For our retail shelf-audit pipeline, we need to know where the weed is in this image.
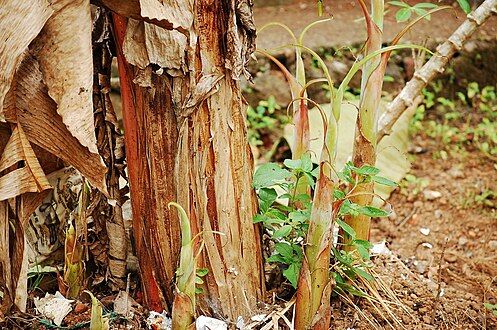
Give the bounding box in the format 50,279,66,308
247,96,287,147
253,154,393,292
484,303,497,317
412,82,497,161
399,173,429,197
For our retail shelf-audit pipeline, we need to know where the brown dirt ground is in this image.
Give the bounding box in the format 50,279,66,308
254,0,497,51
253,2,497,329
331,138,497,329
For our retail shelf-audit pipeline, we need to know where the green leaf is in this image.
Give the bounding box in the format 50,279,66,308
355,244,371,261
352,267,374,282
275,242,294,260
353,165,380,176
310,166,320,178
267,254,287,263
413,3,438,9
388,1,410,7
258,188,278,213
266,208,287,221
457,0,471,13
357,206,390,218
303,172,315,188
195,277,204,284
253,163,292,189
295,193,312,202
253,213,270,224
396,7,412,22
272,225,292,238
336,219,356,239
334,189,345,199
413,7,428,17
373,176,398,187
338,199,359,217
353,239,373,249
283,159,302,170
484,303,497,310
195,287,204,294
301,153,313,172
259,187,277,203
283,263,300,288
196,268,208,277
289,210,309,223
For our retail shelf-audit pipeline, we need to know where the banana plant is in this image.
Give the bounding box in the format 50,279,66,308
294,161,335,330
168,202,196,330
85,290,109,330
342,0,448,249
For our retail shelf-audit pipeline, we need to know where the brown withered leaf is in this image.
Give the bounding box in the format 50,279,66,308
139,0,193,30
123,19,187,76
0,0,53,122
97,0,192,33
0,124,51,201
31,0,98,154
12,53,107,194
0,201,29,312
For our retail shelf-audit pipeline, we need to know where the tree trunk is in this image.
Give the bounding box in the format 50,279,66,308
112,0,264,320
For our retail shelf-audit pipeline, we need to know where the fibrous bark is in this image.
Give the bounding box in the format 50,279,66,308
112,0,263,320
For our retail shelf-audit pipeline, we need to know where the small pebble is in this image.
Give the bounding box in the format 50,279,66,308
488,240,497,250
413,201,424,208
448,168,464,179
458,236,468,246
434,209,443,219
74,303,89,314
444,254,457,263
423,189,442,201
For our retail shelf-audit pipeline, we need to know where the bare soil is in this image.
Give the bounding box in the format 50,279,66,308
331,139,497,329
252,2,497,328
254,0,497,51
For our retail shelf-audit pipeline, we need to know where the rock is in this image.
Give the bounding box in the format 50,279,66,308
448,168,464,179
458,236,468,246
434,209,443,219
414,260,430,274
423,189,442,201
196,316,228,330
419,228,430,236
488,240,497,250
74,303,89,314
444,253,458,263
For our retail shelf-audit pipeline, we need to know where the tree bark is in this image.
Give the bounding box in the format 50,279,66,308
112,0,264,320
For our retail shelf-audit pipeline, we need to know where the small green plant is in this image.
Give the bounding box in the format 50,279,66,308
253,154,393,290
388,1,438,22
400,173,429,197
389,0,471,22
28,264,57,293
484,302,497,317
413,82,497,161
247,96,286,147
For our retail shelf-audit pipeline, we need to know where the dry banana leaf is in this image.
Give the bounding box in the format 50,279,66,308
0,0,53,121
0,124,51,201
8,53,107,194
31,0,98,154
